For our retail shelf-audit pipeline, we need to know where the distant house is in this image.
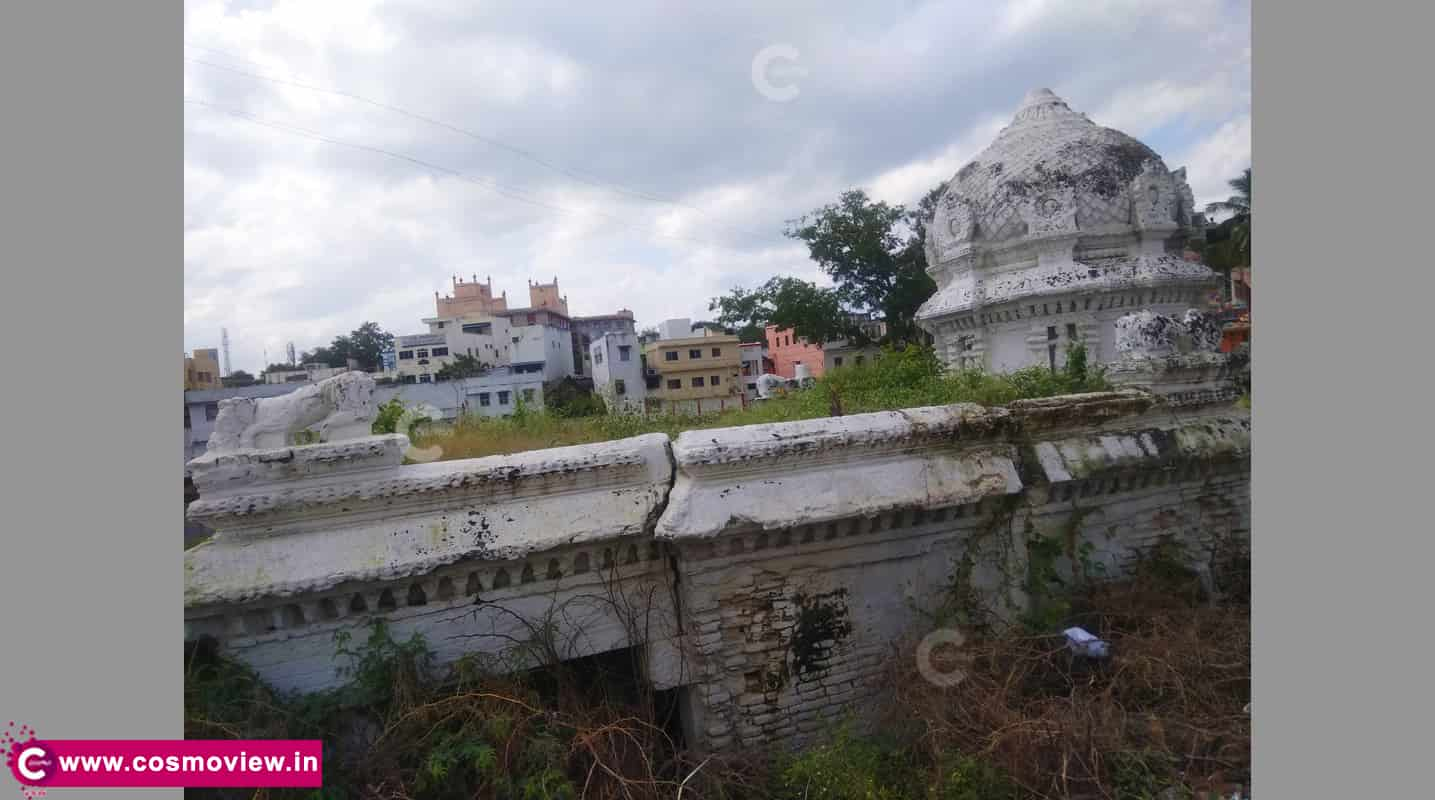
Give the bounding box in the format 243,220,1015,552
590,332,646,414
649,331,743,415
184,348,222,390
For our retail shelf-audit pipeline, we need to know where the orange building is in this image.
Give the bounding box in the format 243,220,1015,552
527,277,569,316
765,325,826,380
436,275,509,318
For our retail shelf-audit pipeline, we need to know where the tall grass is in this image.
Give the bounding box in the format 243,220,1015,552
411,345,1109,462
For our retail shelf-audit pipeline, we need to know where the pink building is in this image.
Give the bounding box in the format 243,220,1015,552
765,325,826,380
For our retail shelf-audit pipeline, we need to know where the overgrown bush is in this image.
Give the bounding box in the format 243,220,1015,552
544,376,607,418
770,726,923,800
370,397,406,435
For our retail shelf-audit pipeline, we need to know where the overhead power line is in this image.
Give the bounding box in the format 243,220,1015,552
183,43,780,243
184,98,759,250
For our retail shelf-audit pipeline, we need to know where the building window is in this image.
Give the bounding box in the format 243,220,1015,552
184,407,191,429
710,375,720,385
416,349,429,358
619,345,631,361
431,347,449,357
665,351,679,361
688,349,702,359
205,402,219,421
478,393,491,407
667,379,681,389
512,336,521,344
498,391,511,405
527,314,537,325
594,350,603,364
692,377,705,388
399,350,414,360
1047,325,1059,372
615,379,626,395
462,322,492,335
403,374,417,384
711,347,721,357
834,356,844,367
418,374,432,384
522,388,535,403
1066,323,1079,341
436,322,445,329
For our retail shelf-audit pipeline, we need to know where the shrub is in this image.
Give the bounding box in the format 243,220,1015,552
932,753,1019,800
371,397,405,435
772,726,923,800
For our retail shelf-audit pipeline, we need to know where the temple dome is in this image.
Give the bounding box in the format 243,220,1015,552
925,88,1197,269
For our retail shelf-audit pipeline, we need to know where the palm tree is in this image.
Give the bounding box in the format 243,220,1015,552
1205,168,1251,264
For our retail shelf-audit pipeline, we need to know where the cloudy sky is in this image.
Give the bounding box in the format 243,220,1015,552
184,0,1250,375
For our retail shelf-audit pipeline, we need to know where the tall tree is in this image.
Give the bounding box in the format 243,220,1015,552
1205,168,1251,265
709,276,858,346
783,187,940,344
344,321,395,372
303,322,395,371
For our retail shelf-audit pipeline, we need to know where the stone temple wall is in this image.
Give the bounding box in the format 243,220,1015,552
185,390,1249,752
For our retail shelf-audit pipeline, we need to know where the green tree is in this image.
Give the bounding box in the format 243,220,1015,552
783,186,941,344
1204,167,1251,266
710,276,859,346
435,353,489,381
221,370,257,388
344,321,395,372
302,321,395,371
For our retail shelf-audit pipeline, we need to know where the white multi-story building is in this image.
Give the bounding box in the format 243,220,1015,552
573,311,637,376
496,306,576,382
392,314,515,384
589,331,645,414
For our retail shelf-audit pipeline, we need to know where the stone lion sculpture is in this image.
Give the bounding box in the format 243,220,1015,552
206,371,377,453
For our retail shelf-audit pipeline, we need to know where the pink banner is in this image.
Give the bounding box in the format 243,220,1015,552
6,740,322,788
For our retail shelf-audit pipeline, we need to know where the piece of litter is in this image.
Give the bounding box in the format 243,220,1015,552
1063,626,1110,659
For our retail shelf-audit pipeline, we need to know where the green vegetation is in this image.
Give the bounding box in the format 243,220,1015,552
770,726,925,800
302,321,395,372
712,183,948,346
413,344,1108,461
435,352,490,381
185,523,1247,799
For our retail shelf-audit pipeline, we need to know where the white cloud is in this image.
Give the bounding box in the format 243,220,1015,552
1172,115,1251,208
184,0,1252,374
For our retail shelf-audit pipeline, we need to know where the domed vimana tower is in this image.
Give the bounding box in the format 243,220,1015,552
916,89,1222,375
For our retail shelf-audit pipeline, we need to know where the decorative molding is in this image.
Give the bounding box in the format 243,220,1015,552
184,433,673,608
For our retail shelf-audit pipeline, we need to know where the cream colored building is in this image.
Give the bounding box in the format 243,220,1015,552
649,333,742,414
184,348,222,390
